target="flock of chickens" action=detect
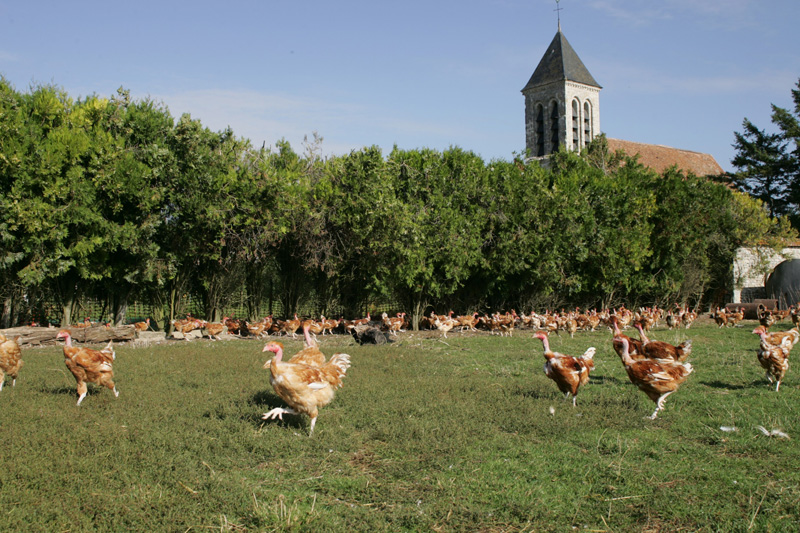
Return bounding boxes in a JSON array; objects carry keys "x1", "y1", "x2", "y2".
[{"x1": 0, "y1": 303, "x2": 797, "y2": 436}]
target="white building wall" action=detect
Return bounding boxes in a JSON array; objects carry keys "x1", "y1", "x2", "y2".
[{"x1": 732, "y1": 246, "x2": 800, "y2": 303}]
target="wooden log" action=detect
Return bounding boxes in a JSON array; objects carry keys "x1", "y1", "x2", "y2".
[{"x1": 0, "y1": 325, "x2": 137, "y2": 347}]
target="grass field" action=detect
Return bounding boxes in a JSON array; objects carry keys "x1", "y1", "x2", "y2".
[{"x1": 1, "y1": 320, "x2": 798, "y2": 532}]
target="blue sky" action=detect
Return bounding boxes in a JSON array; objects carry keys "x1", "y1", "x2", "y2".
[{"x1": 2, "y1": 0, "x2": 799, "y2": 172}]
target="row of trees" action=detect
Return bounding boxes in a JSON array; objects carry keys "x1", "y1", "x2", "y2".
[{"x1": 0, "y1": 79, "x2": 794, "y2": 330}]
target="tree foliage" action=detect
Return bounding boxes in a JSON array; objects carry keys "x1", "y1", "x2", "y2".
[
  {"x1": 0, "y1": 78, "x2": 794, "y2": 327},
  {"x1": 731, "y1": 78, "x2": 800, "y2": 227}
]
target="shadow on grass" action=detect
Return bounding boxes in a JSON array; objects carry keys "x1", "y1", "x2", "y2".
[
  {"x1": 245, "y1": 390, "x2": 306, "y2": 430},
  {"x1": 41, "y1": 385, "x2": 76, "y2": 396},
  {"x1": 700, "y1": 380, "x2": 748, "y2": 391},
  {"x1": 589, "y1": 374, "x2": 625, "y2": 385}
]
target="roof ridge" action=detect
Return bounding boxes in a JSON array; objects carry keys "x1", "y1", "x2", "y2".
[{"x1": 607, "y1": 138, "x2": 712, "y2": 157}]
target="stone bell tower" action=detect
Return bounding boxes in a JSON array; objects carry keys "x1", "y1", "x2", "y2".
[{"x1": 522, "y1": 24, "x2": 601, "y2": 158}]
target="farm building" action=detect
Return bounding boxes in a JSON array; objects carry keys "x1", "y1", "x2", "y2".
[{"x1": 733, "y1": 244, "x2": 800, "y2": 306}]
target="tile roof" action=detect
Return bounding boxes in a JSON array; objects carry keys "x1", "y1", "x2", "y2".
[
  {"x1": 606, "y1": 138, "x2": 724, "y2": 177},
  {"x1": 522, "y1": 30, "x2": 601, "y2": 91}
]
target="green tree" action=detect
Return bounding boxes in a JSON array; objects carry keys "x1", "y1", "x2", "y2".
[
  {"x1": 384, "y1": 147, "x2": 487, "y2": 328},
  {"x1": 731, "y1": 78, "x2": 800, "y2": 226}
]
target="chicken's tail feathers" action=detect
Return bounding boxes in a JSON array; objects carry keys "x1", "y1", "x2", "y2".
[
  {"x1": 324, "y1": 353, "x2": 351, "y2": 389},
  {"x1": 329, "y1": 353, "x2": 351, "y2": 374},
  {"x1": 682, "y1": 362, "x2": 694, "y2": 374},
  {"x1": 581, "y1": 347, "x2": 596, "y2": 361},
  {"x1": 102, "y1": 340, "x2": 116, "y2": 360}
]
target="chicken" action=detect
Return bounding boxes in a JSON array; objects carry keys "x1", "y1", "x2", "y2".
[
  {"x1": 0, "y1": 334, "x2": 23, "y2": 391},
  {"x1": 665, "y1": 311, "x2": 679, "y2": 330},
  {"x1": 533, "y1": 331, "x2": 595, "y2": 406},
  {"x1": 225, "y1": 317, "x2": 243, "y2": 336},
  {"x1": 174, "y1": 316, "x2": 204, "y2": 340},
  {"x1": 134, "y1": 318, "x2": 151, "y2": 331},
  {"x1": 710, "y1": 307, "x2": 728, "y2": 328},
  {"x1": 456, "y1": 312, "x2": 479, "y2": 332},
  {"x1": 352, "y1": 313, "x2": 371, "y2": 328},
  {"x1": 302, "y1": 318, "x2": 324, "y2": 339},
  {"x1": 634, "y1": 321, "x2": 692, "y2": 362},
  {"x1": 434, "y1": 312, "x2": 457, "y2": 338},
  {"x1": 751, "y1": 325, "x2": 800, "y2": 351},
  {"x1": 247, "y1": 319, "x2": 267, "y2": 338},
  {"x1": 56, "y1": 330, "x2": 118, "y2": 406},
  {"x1": 320, "y1": 316, "x2": 340, "y2": 335},
  {"x1": 726, "y1": 307, "x2": 745, "y2": 327},
  {"x1": 681, "y1": 309, "x2": 697, "y2": 329},
  {"x1": 72, "y1": 317, "x2": 93, "y2": 329},
  {"x1": 204, "y1": 318, "x2": 227, "y2": 340},
  {"x1": 610, "y1": 316, "x2": 644, "y2": 361},
  {"x1": 261, "y1": 340, "x2": 351, "y2": 436},
  {"x1": 752, "y1": 326, "x2": 798, "y2": 391},
  {"x1": 281, "y1": 314, "x2": 301, "y2": 338},
  {"x1": 287, "y1": 323, "x2": 327, "y2": 367},
  {"x1": 382, "y1": 312, "x2": 406, "y2": 336},
  {"x1": 757, "y1": 305, "x2": 776, "y2": 330},
  {"x1": 617, "y1": 336, "x2": 692, "y2": 419}
]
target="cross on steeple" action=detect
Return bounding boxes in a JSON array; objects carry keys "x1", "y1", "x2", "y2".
[{"x1": 554, "y1": 0, "x2": 563, "y2": 31}]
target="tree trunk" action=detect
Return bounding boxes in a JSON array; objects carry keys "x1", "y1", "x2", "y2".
[
  {"x1": 1, "y1": 296, "x2": 11, "y2": 329},
  {"x1": 61, "y1": 285, "x2": 76, "y2": 328},
  {"x1": 112, "y1": 291, "x2": 129, "y2": 327}
]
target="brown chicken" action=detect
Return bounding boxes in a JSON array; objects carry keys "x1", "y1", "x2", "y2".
[
  {"x1": 610, "y1": 316, "x2": 644, "y2": 361},
  {"x1": 710, "y1": 307, "x2": 728, "y2": 328},
  {"x1": 634, "y1": 322, "x2": 692, "y2": 362},
  {"x1": 382, "y1": 312, "x2": 406, "y2": 336},
  {"x1": 456, "y1": 312, "x2": 479, "y2": 332},
  {"x1": 0, "y1": 334, "x2": 23, "y2": 391},
  {"x1": 261, "y1": 339, "x2": 351, "y2": 436},
  {"x1": 533, "y1": 331, "x2": 595, "y2": 406},
  {"x1": 204, "y1": 318, "x2": 227, "y2": 340},
  {"x1": 752, "y1": 326, "x2": 800, "y2": 352},
  {"x1": 617, "y1": 337, "x2": 693, "y2": 419},
  {"x1": 752, "y1": 326, "x2": 795, "y2": 391},
  {"x1": 56, "y1": 330, "x2": 118, "y2": 406},
  {"x1": 281, "y1": 314, "x2": 301, "y2": 338},
  {"x1": 286, "y1": 323, "x2": 326, "y2": 367},
  {"x1": 133, "y1": 318, "x2": 150, "y2": 331},
  {"x1": 726, "y1": 307, "x2": 745, "y2": 327}
]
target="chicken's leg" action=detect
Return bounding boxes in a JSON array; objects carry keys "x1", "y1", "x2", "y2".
[
  {"x1": 647, "y1": 391, "x2": 674, "y2": 419},
  {"x1": 262, "y1": 407, "x2": 298, "y2": 421},
  {"x1": 76, "y1": 382, "x2": 88, "y2": 406}
]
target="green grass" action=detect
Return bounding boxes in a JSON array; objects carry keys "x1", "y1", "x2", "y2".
[{"x1": 1, "y1": 321, "x2": 799, "y2": 531}]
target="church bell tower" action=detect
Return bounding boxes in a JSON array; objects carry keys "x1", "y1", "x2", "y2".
[{"x1": 522, "y1": 25, "x2": 601, "y2": 158}]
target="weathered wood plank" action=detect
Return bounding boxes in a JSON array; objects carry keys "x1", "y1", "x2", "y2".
[{"x1": 0, "y1": 325, "x2": 137, "y2": 347}]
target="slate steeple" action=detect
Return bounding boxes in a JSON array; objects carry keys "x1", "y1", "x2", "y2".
[
  {"x1": 522, "y1": 30, "x2": 601, "y2": 92},
  {"x1": 522, "y1": 29, "x2": 601, "y2": 158}
]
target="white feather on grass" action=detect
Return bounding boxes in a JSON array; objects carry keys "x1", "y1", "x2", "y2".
[{"x1": 756, "y1": 426, "x2": 790, "y2": 439}]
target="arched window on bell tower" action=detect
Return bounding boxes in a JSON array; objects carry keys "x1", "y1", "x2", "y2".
[
  {"x1": 549, "y1": 101, "x2": 559, "y2": 152},
  {"x1": 583, "y1": 101, "x2": 593, "y2": 146},
  {"x1": 571, "y1": 99, "x2": 580, "y2": 151},
  {"x1": 535, "y1": 103, "x2": 545, "y2": 157}
]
